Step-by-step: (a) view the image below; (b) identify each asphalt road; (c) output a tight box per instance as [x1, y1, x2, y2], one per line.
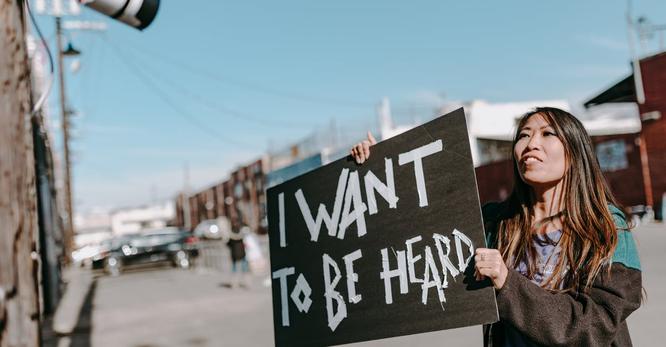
[87, 221, 664, 347]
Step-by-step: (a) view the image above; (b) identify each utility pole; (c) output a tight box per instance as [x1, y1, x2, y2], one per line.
[38, 2, 106, 262]
[0, 0, 42, 345]
[183, 162, 192, 230]
[626, 0, 645, 104]
[55, 16, 75, 262]
[626, 1, 654, 216]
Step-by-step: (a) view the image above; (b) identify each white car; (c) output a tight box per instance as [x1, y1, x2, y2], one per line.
[193, 217, 231, 241]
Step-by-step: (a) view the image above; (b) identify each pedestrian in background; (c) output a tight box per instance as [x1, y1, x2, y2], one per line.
[351, 107, 642, 346]
[227, 224, 250, 288]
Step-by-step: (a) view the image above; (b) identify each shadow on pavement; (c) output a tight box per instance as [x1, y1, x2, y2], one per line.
[43, 280, 97, 347]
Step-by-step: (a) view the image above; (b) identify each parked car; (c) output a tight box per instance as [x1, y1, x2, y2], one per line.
[193, 217, 231, 241]
[92, 228, 199, 276]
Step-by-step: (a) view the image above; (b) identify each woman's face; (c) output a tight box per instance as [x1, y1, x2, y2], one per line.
[514, 114, 567, 189]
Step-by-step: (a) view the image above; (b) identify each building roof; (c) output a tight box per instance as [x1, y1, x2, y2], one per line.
[584, 75, 636, 108]
[465, 99, 571, 141]
[584, 50, 666, 108]
[582, 103, 641, 135]
[459, 100, 640, 140]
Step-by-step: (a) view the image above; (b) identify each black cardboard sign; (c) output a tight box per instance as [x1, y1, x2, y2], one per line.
[266, 108, 498, 346]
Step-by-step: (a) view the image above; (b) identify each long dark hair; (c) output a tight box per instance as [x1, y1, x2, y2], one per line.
[496, 107, 624, 292]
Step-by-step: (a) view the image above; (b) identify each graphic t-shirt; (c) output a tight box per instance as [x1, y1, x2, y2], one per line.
[505, 229, 563, 347]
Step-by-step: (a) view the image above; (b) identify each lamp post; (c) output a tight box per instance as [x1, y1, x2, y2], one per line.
[55, 16, 80, 263]
[41, 0, 157, 262]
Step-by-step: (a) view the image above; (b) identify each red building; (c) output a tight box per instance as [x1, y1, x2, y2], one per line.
[475, 132, 646, 212]
[476, 52, 665, 220]
[585, 51, 666, 219]
[174, 159, 269, 234]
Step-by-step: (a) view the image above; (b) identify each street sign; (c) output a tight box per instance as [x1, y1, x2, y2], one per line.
[266, 108, 498, 347]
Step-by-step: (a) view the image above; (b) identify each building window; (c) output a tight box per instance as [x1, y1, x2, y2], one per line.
[477, 139, 513, 165]
[596, 140, 628, 172]
[234, 182, 243, 198]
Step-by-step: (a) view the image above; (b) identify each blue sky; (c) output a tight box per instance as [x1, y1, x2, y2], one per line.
[32, 1, 666, 212]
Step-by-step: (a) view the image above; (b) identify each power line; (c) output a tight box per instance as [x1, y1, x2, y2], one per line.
[25, 0, 54, 115]
[105, 39, 257, 149]
[118, 38, 373, 109]
[110, 42, 318, 130]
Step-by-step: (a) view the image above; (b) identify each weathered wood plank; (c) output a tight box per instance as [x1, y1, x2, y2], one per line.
[0, 1, 41, 345]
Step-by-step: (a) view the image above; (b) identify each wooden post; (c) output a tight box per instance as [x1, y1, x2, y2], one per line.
[55, 16, 75, 263]
[0, 0, 42, 345]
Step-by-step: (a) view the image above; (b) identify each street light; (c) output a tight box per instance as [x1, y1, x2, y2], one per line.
[62, 42, 81, 57]
[56, 17, 81, 263]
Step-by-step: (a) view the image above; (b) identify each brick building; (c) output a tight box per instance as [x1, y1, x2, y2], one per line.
[175, 159, 269, 234]
[471, 100, 644, 209]
[475, 130, 646, 211]
[585, 51, 666, 219]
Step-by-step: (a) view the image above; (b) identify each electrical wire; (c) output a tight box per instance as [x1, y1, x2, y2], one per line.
[118, 37, 373, 109]
[105, 39, 257, 149]
[105, 39, 318, 130]
[74, 11, 102, 122]
[25, 0, 55, 115]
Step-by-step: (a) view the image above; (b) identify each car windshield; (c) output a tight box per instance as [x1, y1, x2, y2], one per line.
[105, 236, 131, 250]
[130, 232, 182, 247]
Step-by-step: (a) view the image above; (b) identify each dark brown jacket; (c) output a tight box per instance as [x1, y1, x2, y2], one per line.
[482, 203, 642, 347]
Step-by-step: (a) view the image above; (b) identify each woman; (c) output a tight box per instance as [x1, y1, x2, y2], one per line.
[350, 107, 642, 346]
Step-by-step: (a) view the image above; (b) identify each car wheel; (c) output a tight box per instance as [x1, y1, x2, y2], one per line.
[174, 250, 190, 269]
[105, 255, 121, 276]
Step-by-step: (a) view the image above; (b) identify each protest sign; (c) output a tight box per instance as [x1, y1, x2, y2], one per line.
[267, 108, 498, 346]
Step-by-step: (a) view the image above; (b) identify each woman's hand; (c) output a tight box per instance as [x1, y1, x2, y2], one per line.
[350, 132, 377, 164]
[474, 248, 509, 289]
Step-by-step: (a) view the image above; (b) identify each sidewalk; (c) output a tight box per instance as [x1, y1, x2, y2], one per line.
[43, 224, 663, 346]
[42, 265, 95, 347]
[42, 237, 271, 346]
[626, 220, 666, 347]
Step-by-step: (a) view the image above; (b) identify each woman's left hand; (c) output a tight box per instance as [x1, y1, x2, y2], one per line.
[474, 248, 509, 290]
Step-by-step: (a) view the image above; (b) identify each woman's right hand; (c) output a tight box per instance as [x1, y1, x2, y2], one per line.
[350, 132, 377, 164]
[474, 248, 508, 290]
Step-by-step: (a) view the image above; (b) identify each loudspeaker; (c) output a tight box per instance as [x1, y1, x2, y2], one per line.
[82, 0, 159, 30]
